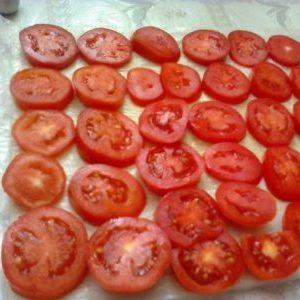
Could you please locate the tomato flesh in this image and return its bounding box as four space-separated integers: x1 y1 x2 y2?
294 101 300 133
283 203 300 238
291 67 300 100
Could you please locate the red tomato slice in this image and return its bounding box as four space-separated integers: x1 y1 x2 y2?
283 202 300 237
126 68 164 106
69 164 145 225
291 67 300 99
77 28 132 67
189 101 246 143
160 63 201 101
1 207 87 299
76 108 143 166
241 231 300 280
87 217 171 293
267 35 300 67
247 98 295 146
216 182 276 228
182 30 230 65
139 98 189 144
155 188 224 248
12 110 75 157
263 146 300 202
228 30 268 67
172 232 244 294
19 24 78 69
73 65 126 109
202 63 250 104
131 26 180 64
251 62 292 102
294 101 300 133
136 144 204 195
204 142 262 184
10 68 73 110
2 153 65 209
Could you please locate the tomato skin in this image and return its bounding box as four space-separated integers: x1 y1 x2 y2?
131 26 180 64
189 101 246 143
291 67 300 100
246 98 295 147
160 63 201 101
283 203 300 237
294 101 300 133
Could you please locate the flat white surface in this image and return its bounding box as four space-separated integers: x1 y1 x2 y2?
1 0 300 299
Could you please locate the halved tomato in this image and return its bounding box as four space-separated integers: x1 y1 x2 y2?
247 98 295 146
139 98 189 144
1 207 87 299
68 164 145 225
263 146 300 202
172 232 244 294
155 188 224 248
136 144 204 195
204 142 262 184
294 101 300 133
283 202 300 237
10 68 73 110
189 101 246 143
73 65 126 109
2 153 66 209
182 30 230 65
291 67 300 99
241 231 300 280
76 108 143 166
87 217 171 293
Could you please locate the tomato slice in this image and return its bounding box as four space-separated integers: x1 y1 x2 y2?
172 232 244 294
182 30 230 65
131 26 180 64
160 63 201 101
241 231 300 280
139 98 189 144
228 30 268 67
204 142 262 184
247 98 295 146
10 68 73 110
1 207 87 299
155 188 224 248
12 110 75 157
283 203 300 238
216 182 276 228
291 67 300 100
76 108 143 166
263 146 300 202
251 62 292 102
267 35 300 67
87 217 171 293
69 164 145 225
19 24 78 69
189 101 246 143
202 62 250 104
294 101 300 133
136 144 204 195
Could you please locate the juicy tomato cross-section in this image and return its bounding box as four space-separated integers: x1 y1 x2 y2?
291 67 300 100
283 203 300 239
294 101 300 133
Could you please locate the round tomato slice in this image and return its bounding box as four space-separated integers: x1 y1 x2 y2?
251 62 292 102
1 207 87 299
216 182 276 228
291 66 300 100
155 188 224 248
12 110 75 157
19 24 78 69
241 231 300 280
247 98 295 147
182 30 230 65
267 35 300 67
189 101 246 143
10 68 73 110
139 98 189 144
204 142 262 184
77 28 132 67
131 26 180 64
172 232 244 294
263 146 300 202
69 164 145 225
160 63 201 101
2 153 65 209
228 30 268 67
136 144 204 195
76 108 143 166
87 217 171 293
202 62 250 104
294 101 300 133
